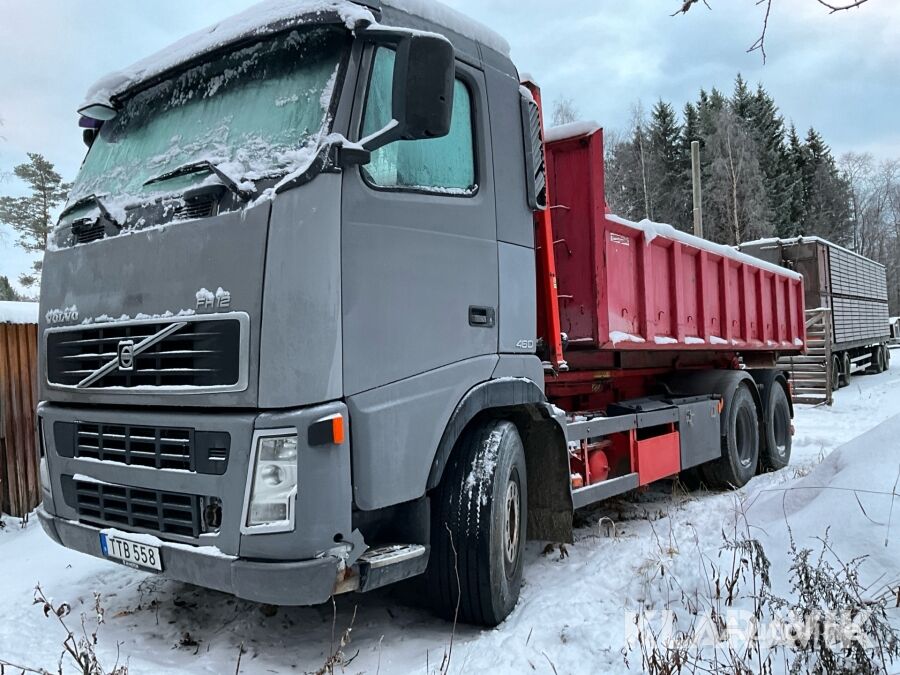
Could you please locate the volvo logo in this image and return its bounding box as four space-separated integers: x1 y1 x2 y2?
117 340 135 371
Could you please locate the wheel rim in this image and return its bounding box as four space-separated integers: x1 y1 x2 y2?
735 405 756 469
503 475 520 573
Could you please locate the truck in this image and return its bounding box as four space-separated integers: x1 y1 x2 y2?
740 237 891 391
36 0 806 627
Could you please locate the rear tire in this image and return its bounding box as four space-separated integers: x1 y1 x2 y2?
868 347 884 374
831 355 841 392
840 352 852 388
760 382 791 471
428 420 527 627
702 385 759 489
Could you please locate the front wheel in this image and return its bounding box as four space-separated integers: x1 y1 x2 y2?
428 420 527 627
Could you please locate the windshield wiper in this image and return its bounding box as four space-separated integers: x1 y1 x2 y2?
144 160 256 202
59 194 121 229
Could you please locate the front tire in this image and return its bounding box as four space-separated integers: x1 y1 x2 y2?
428 420 527 627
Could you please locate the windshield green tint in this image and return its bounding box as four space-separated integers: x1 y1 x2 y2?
69 27 347 204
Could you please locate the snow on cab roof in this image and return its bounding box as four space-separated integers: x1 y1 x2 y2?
0 301 39 325
80 0 510 111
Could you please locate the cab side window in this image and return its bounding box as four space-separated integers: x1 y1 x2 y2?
361 47 476 194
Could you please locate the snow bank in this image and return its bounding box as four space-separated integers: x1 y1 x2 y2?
0 301 38 325
545 120 602 144
744 412 900 587
81 0 509 110
607 214 803 281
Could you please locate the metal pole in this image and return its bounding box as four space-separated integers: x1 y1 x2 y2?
691 140 703 239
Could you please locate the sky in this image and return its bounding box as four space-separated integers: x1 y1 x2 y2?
0 0 897 295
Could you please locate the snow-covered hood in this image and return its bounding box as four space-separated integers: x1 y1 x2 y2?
80 0 510 111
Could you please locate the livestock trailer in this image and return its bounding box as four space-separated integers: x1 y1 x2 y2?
740 237 891 390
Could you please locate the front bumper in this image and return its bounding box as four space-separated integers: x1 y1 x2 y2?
38 400 356 604
38 507 345 606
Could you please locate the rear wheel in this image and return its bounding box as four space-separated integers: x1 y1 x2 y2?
840 352 852 388
868 347 885 374
428 420 527 627
760 382 791 471
831 355 841 392
702 385 760 489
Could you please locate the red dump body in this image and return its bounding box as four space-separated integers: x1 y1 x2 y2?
545 128 806 357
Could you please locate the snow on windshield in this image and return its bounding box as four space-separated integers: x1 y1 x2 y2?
67 26 347 213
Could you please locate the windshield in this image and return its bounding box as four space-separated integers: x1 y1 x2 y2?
68 26 348 206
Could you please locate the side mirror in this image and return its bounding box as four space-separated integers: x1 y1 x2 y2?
391 33 455 142
358 29 456 155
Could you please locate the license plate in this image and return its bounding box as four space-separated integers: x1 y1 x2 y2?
100 533 163 572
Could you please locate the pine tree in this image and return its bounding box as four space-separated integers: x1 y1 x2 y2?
731 74 754 122
0 153 71 289
648 100 686 228
801 128 852 245
747 85 793 236
785 124 807 234
0 276 20 301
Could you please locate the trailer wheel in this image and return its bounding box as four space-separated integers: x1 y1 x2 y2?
760 382 791 471
428 420 527 627
840 352 852 388
703 384 759 489
870 347 885 374
831 355 841 392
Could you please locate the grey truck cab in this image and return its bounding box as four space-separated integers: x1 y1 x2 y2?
37 0 569 626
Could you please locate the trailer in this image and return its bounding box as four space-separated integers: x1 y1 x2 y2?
36 0 805 628
740 237 891 396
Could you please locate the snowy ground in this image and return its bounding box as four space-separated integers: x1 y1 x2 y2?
2 361 899 674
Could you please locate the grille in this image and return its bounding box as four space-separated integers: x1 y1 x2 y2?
55 421 230 475
174 196 217 221
71 219 106 244
71 479 203 538
46 316 243 390
76 423 191 470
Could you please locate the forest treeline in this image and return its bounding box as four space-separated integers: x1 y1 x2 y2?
598 75 900 312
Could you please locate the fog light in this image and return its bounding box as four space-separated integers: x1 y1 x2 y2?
244 431 299 532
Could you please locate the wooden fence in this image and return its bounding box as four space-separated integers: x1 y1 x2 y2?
778 308 834 406
0 321 40 518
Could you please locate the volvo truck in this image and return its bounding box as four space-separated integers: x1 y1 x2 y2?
36 0 804 627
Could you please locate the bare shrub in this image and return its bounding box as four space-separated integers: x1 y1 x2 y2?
0 585 128 675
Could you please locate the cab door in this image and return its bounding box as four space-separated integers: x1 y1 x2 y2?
340 46 499 396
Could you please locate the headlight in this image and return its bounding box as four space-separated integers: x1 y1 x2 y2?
245 433 298 530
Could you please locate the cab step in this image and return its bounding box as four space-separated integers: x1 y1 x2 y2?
357 544 429 593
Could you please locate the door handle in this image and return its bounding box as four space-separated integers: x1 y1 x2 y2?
469 306 496 328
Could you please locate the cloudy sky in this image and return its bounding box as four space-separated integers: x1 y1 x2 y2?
0 0 897 294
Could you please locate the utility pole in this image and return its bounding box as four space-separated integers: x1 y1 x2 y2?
691 140 704 239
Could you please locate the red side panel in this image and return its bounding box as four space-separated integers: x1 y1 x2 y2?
545 128 806 356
